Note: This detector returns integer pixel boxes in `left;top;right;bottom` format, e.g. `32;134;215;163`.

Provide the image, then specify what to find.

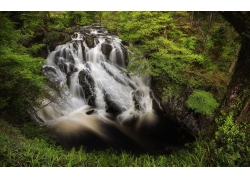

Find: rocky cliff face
153;85;213;135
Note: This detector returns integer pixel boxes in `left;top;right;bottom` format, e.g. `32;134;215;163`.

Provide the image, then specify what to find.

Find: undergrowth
1;112;249;167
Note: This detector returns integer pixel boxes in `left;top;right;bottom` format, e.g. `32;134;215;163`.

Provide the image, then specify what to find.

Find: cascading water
31;24;181;153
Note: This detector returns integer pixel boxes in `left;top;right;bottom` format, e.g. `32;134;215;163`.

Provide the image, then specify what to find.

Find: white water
36;26;159;144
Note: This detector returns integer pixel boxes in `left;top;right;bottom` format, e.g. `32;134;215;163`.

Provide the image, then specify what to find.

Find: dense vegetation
0;11;250;167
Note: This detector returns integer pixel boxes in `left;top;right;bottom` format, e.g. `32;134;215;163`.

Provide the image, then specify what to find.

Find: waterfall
32;24;177;152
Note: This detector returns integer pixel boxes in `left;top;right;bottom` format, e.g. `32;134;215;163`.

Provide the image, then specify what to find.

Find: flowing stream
31;24;181;153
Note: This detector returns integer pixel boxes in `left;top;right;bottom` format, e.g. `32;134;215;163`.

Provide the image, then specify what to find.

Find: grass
1;118;249;167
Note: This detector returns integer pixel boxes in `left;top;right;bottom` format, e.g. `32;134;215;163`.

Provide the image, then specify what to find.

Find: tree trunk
219;12;250;122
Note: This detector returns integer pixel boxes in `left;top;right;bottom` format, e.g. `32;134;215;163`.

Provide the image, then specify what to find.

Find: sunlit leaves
186;90;219;115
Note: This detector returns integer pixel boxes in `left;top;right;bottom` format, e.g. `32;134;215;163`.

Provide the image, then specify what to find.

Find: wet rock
83;29;91;35
69;63;78;73
94;38;100;45
78;69;96;107
115;50;125;67
132;90;145;112
72;33;78;39
149;90;164;115
103;90;126;113
72;42;78;49
158;88;212;135
101;43;113;57
97;28;106;33
121;47;129;66
80;41;86;62
65;64;78;87
105;38;113;44
121;40;129;46
41;66;57;75
86;36;95;48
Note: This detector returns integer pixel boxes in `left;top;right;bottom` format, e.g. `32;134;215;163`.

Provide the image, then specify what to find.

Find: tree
219;12;250;122
0;12;45;122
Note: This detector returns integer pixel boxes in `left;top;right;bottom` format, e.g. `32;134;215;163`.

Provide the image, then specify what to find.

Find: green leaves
101;12;240;105
0;12;45;121
186;90;219;115
102;12;209;92
215;112;246;151
29;43;46;55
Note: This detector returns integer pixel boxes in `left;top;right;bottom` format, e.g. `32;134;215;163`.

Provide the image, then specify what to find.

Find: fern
186;90;219;115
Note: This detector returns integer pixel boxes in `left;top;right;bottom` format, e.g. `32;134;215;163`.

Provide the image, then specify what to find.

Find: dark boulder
121;40;129;46
78;69;96;107
132;89;146;112
159;88;212;135
103;90;126;113
101;43;113;57
94;38;100;45
105;38;113;44
86;36;95;48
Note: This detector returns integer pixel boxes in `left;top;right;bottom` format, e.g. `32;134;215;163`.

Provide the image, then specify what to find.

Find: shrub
186;90;219;115
212;112;250;166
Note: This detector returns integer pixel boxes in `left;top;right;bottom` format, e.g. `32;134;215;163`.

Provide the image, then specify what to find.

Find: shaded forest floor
1;118;249;167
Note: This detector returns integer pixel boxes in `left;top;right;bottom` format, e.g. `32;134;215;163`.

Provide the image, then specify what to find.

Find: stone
101;43;112;57
85;36;95;48
78;69;96;107
121;40;129;46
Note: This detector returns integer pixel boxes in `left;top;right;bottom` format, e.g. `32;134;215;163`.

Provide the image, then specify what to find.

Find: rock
132;89;145;112
105;38;113;44
86;36;95;48
41;66;57;75
78;69;96;107
72;42;78;49
69;63;78;73
101;43;112;57
115;49;125;68
72;33;78;39
94;38;100;45
97;28;106;34
103;90;126;113
121;47;129;66
160;89;212;135
121;40;129;46
149;90;164;115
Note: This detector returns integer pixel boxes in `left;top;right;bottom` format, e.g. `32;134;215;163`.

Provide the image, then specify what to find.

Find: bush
186;90;219;115
212;112;250;166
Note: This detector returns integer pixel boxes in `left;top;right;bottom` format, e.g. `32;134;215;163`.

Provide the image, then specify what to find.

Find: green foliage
0;120;216;167
29;43;46;55
1;117;250;167
215;112;245;149
0;12;45;121
67;12;91;26
162;84;183;99
0;13;19;51
0;11;249;167
101;12;122;32
46;31;60;42
0;50;45;120
106;12;208;96
101;12;240;104
186;90;219;115
212;112;250;166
